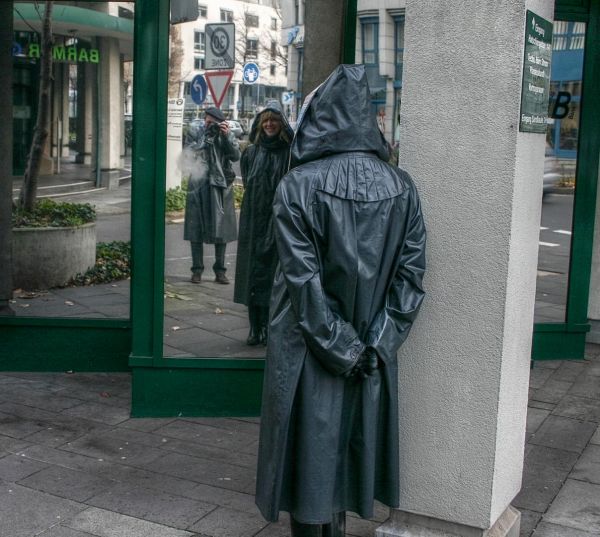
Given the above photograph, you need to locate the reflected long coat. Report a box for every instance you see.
[234,103,293,307]
[183,128,240,244]
[255,65,427,525]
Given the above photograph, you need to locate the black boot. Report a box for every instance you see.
[246,306,261,346]
[291,516,323,537]
[258,306,269,346]
[322,512,345,537]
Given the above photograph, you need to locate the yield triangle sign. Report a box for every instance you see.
[205,70,234,108]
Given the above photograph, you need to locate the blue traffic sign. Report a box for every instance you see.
[190,74,207,105]
[243,63,260,85]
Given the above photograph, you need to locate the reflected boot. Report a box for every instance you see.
[246,306,261,346]
[322,512,346,537]
[258,306,269,346]
[291,516,322,537]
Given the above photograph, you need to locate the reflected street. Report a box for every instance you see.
[535,192,574,323]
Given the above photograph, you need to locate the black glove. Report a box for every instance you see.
[344,347,380,380]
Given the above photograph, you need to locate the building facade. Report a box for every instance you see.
[177,0,288,124]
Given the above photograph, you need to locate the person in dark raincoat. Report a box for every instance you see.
[255,65,426,536]
[233,100,293,346]
[183,107,240,284]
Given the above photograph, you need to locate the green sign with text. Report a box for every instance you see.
[519,10,553,133]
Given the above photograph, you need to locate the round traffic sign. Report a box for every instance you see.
[210,28,230,58]
[243,63,260,84]
[190,74,207,105]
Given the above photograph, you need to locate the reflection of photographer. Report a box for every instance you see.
[183,107,240,284]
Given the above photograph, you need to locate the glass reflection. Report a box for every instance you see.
[163,0,293,358]
[534,20,586,323]
[7,1,133,319]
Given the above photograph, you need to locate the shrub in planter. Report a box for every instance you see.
[12,200,97,290]
[12,199,96,228]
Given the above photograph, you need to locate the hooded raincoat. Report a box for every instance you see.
[255,65,426,524]
[233,101,294,308]
[183,126,240,244]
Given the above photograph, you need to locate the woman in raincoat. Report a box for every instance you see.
[234,100,293,345]
[255,65,427,536]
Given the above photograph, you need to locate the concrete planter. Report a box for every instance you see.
[12,223,96,290]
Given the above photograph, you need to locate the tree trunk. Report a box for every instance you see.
[19,1,54,212]
[168,24,184,98]
[0,1,14,314]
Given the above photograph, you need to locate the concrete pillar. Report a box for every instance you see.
[0,2,14,314]
[302,0,344,96]
[588,167,600,343]
[97,36,122,189]
[232,82,240,120]
[76,63,94,165]
[60,64,70,158]
[376,1,553,536]
[120,56,125,167]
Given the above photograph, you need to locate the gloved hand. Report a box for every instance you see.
[344,347,380,380]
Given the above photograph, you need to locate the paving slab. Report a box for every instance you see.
[0,410,49,438]
[187,505,268,537]
[570,444,600,484]
[544,479,600,533]
[591,425,600,445]
[519,509,542,537]
[61,430,166,466]
[61,401,132,425]
[526,407,550,439]
[528,415,597,453]
[513,461,570,513]
[65,506,195,537]
[0,483,86,537]
[0,453,49,482]
[38,526,98,537]
[569,376,600,400]
[529,367,554,389]
[552,395,600,422]
[532,521,599,537]
[549,361,587,383]
[152,419,258,452]
[141,450,256,494]
[86,482,216,529]
[532,380,574,405]
[17,464,117,502]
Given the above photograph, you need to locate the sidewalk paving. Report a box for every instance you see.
[0,345,599,537]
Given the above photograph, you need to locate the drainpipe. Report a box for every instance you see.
[94,37,101,188]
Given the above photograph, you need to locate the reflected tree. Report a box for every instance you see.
[18,0,54,211]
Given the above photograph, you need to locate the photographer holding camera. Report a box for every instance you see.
[183,107,240,284]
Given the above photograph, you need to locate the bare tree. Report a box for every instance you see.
[18,0,54,212]
[168,24,184,98]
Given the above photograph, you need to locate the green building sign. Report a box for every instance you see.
[519,10,553,133]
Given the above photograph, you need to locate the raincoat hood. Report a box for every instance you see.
[292,64,389,165]
[249,99,294,143]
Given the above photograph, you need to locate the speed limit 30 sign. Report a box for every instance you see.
[205,23,235,69]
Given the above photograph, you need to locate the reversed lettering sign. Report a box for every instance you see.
[205,23,235,70]
[519,11,553,133]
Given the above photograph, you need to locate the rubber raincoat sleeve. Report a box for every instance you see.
[223,132,241,163]
[273,182,366,377]
[367,187,426,362]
